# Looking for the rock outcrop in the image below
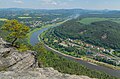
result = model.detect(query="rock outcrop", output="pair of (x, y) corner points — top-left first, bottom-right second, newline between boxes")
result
(0, 38), (93, 79)
(0, 38), (38, 71)
(0, 67), (94, 79)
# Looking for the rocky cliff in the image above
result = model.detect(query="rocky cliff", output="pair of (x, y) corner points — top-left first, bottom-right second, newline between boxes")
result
(0, 67), (93, 79)
(0, 38), (38, 71)
(0, 38), (94, 79)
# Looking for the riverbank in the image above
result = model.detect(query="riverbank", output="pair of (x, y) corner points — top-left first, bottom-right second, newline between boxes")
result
(27, 21), (67, 44)
(40, 28), (120, 71)
(41, 38), (120, 71)
(29, 21), (120, 78)
(42, 43), (120, 78)
(27, 24), (53, 44)
(41, 38), (120, 70)
(82, 57), (120, 70)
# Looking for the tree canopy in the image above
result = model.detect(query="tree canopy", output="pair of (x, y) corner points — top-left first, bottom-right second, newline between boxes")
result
(2, 19), (30, 46)
(53, 19), (120, 49)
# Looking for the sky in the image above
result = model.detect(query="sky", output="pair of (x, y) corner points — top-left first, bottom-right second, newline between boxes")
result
(0, 0), (120, 10)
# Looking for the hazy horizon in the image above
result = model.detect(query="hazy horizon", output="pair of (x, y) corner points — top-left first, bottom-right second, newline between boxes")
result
(0, 0), (120, 10)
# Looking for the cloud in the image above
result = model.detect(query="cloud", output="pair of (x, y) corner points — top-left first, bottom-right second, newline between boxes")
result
(41, 0), (58, 5)
(51, 1), (57, 5)
(13, 0), (24, 4)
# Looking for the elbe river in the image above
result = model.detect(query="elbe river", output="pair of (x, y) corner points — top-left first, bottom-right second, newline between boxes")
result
(30, 26), (120, 78)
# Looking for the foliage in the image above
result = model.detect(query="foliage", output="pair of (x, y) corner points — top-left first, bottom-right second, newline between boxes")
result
(113, 51), (120, 57)
(2, 19), (30, 46)
(0, 21), (5, 38)
(79, 18), (120, 24)
(79, 18), (108, 24)
(53, 18), (120, 49)
(34, 43), (118, 79)
(17, 44), (29, 52)
(33, 43), (47, 66)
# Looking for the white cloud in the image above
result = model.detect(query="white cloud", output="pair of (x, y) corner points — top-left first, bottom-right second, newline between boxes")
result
(51, 1), (57, 5)
(13, 0), (24, 4)
(41, 0), (58, 5)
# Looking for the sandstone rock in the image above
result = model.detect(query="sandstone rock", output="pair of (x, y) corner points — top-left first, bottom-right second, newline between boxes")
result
(0, 67), (94, 79)
(0, 38), (94, 79)
(0, 39), (38, 71)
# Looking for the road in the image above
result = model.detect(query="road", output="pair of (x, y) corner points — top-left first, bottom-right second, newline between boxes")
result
(30, 22), (120, 78)
(44, 44), (120, 78)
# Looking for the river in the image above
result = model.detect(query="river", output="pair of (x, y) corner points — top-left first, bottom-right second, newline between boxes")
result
(30, 26), (120, 78)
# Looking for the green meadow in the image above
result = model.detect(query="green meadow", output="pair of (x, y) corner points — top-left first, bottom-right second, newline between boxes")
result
(0, 18), (8, 21)
(79, 18), (120, 24)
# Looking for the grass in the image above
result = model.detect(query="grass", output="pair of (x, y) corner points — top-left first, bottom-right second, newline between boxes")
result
(27, 24), (51, 44)
(79, 18), (108, 24)
(27, 21), (66, 44)
(18, 16), (41, 19)
(79, 18), (120, 24)
(37, 17), (41, 18)
(82, 57), (120, 70)
(18, 17), (32, 19)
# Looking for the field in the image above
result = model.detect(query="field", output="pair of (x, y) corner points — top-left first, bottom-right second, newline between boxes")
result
(0, 18), (8, 21)
(37, 17), (41, 18)
(18, 16), (41, 19)
(80, 18), (120, 24)
(18, 17), (32, 19)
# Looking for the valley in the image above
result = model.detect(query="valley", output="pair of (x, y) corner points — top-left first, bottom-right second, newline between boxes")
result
(29, 22), (120, 78)
(1, 8), (120, 79)
(1, 0), (120, 79)
(38, 16), (120, 78)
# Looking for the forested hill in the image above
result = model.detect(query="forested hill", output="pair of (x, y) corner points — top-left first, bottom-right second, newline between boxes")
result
(54, 19), (120, 50)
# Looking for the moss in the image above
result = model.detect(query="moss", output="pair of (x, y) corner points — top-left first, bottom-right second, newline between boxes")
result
(0, 66), (7, 71)
(17, 44), (29, 52)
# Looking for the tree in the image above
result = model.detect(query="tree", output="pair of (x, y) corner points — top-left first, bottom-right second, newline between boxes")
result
(2, 19), (30, 46)
(33, 43), (47, 67)
(33, 42), (47, 54)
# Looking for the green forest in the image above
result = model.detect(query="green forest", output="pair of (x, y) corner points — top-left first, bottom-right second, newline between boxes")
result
(1, 19), (118, 79)
(32, 43), (118, 79)
(1, 8), (120, 79)
(54, 18), (120, 50)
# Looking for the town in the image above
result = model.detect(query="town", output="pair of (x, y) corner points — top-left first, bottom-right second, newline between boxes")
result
(42, 30), (120, 67)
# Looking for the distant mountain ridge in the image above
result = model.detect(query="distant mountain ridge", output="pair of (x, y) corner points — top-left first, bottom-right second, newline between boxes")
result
(1, 8), (120, 19)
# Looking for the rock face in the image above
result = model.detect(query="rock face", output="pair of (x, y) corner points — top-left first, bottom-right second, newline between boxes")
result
(0, 67), (93, 79)
(0, 38), (93, 79)
(0, 38), (38, 71)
